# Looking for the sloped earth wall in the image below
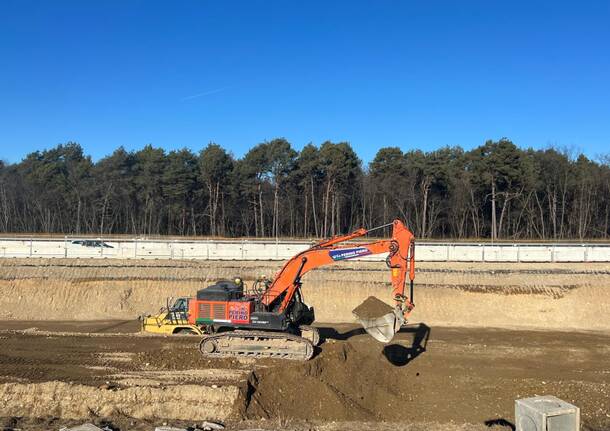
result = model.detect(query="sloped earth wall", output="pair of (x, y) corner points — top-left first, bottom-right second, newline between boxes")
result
(0, 259), (609, 331)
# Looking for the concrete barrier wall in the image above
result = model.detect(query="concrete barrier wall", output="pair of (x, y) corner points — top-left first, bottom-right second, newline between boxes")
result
(1, 237), (610, 262)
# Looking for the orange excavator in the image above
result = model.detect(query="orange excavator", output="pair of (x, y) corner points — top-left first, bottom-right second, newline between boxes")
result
(189, 219), (416, 360)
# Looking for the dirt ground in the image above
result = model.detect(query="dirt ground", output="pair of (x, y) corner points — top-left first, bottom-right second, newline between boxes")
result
(1, 258), (609, 430)
(0, 321), (608, 431)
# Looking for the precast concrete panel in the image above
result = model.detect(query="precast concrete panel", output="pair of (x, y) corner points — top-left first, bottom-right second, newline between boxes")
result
(480, 246), (520, 262)
(415, 245), (448, 261)
(552, 246), (587, 262)
(517, 246), (554, 262)
(449, 245), (485, 261)
(586, 246), (610, 261)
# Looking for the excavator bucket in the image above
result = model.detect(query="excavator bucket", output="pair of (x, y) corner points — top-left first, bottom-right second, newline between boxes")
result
(352, 296), (404, 343)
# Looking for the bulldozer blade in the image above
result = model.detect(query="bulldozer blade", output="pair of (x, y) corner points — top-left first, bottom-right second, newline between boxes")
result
(352, 296), (404, 343)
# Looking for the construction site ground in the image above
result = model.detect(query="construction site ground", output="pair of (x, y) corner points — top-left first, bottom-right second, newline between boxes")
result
(0, 320), (608, 431)
(1, 258), (609, 430)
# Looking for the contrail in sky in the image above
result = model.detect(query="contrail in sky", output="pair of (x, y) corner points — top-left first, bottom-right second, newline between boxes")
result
(181, 87), (228, 101)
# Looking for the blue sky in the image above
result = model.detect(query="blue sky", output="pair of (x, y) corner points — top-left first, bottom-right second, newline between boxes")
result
(1, 0), (609, 163)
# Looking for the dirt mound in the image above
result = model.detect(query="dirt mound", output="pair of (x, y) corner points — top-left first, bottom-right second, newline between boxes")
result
(244, 340), (418, 421)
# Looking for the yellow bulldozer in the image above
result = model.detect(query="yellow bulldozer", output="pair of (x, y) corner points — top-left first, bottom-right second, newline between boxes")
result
(139, 297), (202, 335)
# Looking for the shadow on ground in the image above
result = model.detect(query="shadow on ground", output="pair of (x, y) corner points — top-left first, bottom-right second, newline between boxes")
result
(382, 323), (431, 366)
(317, 323), (431, 367)
(484, 418), (515, 430)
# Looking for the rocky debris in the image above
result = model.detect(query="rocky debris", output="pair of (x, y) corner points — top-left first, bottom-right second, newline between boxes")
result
(97, 382), (118, 391)
(154, 423), (223, 431)
(154, 427), (187, 431)
(59, 423), (107, 431)
(200, 422), (224, 430)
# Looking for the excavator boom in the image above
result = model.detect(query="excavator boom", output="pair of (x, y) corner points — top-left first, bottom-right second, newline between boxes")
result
(262, 219), (416, 341)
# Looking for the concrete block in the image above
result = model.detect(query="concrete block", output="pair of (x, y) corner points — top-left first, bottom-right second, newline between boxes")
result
(515, 395), (580, 431)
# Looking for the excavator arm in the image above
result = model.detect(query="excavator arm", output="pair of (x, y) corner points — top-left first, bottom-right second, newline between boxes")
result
(261, 219), (416, 323)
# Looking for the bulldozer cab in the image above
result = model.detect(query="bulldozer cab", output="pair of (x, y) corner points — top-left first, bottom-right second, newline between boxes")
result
(163, 297), (189, 324)
(141, 296), (202, 335)
(168, 296), (188, 313)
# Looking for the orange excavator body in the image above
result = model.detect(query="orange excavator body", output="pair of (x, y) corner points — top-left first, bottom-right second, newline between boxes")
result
(190, 219), (416, 359)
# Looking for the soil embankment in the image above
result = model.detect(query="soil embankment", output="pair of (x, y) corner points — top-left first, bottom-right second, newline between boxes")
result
(0, 258), (609, 331)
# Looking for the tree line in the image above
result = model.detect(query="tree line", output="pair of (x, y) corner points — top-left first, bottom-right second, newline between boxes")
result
(0, 138), (609, 240)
